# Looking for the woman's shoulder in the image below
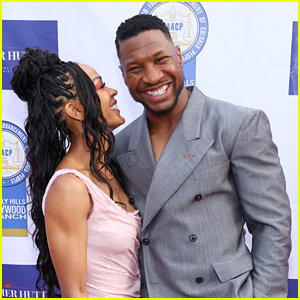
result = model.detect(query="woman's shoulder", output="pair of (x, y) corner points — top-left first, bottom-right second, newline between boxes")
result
(43, 169), (91, 216)
(51, 170), (87, 192)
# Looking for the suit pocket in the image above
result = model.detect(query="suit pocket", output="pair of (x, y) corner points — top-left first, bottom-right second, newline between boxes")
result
(193, 159), (230, 181)
(211, 244), (253, 283)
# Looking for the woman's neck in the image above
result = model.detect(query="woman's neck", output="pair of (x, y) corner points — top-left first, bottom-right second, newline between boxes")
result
(57, 135), (109, 173)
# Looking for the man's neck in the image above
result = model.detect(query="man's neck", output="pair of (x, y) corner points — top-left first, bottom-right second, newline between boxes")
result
(147, 87), (191, 133)
(146, 87), (191, 163)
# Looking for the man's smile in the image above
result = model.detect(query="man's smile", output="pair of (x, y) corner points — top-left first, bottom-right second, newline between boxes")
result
(144, 83), (170, 97)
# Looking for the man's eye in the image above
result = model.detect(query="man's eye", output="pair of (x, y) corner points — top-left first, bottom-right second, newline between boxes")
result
(128, 66), (140, 73)
(157, 57), (168, 63)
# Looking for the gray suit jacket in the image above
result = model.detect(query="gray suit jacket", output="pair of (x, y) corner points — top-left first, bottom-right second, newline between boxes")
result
(114, 86), (291, 298)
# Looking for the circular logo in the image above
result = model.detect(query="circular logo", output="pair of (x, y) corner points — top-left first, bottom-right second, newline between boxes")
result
(139, 2), (208, 63)
(2, 121), (30, 187)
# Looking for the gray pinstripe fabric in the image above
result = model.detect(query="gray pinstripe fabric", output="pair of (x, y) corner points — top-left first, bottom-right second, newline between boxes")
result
(114, 86), (291, 298)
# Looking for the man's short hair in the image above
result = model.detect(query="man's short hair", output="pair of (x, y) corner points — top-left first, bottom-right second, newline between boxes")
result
(115, 14), (172, 58)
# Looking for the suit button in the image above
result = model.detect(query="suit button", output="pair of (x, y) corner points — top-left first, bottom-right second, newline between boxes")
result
(196, 277), (203, 284)
(189, 234), (197, 242)
(128, 197), (135, 205)
(142, 238), (150, 246)
(195, 194), (202, 201)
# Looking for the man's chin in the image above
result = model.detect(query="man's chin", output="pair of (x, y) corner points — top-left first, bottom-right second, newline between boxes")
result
(142, 102), (177, 115)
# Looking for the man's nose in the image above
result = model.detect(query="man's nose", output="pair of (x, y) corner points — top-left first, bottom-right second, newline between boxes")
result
(142, 65), (163, 84)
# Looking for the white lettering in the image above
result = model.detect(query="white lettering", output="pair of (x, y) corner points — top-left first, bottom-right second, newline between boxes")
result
(19, 214), (27, 220)
(185, 79), (195, 87)
(141, 8), (149, 14)
(188, 2), (203, 14)
(10, 173), (26, 185)
(8, 51), (17, 60)
(2, 123), (27, 143)
(3, 205), (26, 214)
(3, 289), (17, 297)
(199, 17), (206, 23)
(147, 2), (158, 9)
(24, 162), (31, 173)
(19, 290), (31, 298)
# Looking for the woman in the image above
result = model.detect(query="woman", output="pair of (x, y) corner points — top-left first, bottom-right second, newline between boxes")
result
(10, 47), (141, 298)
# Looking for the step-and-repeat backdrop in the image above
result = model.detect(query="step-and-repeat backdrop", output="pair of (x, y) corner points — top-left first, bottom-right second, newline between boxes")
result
(2, 2), (298, 298)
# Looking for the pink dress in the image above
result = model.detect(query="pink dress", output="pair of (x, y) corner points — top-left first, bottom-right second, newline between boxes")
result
(42, 169), (141, 298)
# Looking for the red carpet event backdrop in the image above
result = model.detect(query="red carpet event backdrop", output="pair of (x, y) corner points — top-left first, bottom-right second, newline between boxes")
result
(2, 2), (298, 298)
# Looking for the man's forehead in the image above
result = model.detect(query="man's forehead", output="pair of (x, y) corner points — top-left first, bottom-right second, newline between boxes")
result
(119, 30), (174, 60)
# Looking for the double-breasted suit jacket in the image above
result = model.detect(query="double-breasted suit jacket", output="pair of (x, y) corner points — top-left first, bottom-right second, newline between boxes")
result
(114, 86), (291, 298)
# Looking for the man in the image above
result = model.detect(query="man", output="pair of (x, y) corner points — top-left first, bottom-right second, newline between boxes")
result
(113, 14), (291, 298)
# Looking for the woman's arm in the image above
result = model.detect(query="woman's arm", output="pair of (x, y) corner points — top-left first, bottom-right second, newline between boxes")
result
(44, 173), (92, 298)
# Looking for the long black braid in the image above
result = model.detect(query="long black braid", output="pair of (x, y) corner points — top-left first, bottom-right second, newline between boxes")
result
(10, 47), (116, 297)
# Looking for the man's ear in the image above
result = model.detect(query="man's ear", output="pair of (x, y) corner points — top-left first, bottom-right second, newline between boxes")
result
(175, 46), (184, 68)
(119, 65), (128, 87)
(64, 101), (84, 121)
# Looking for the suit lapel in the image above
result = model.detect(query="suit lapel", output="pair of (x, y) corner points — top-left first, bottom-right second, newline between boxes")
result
(142, 125), (213, 231)
(117, 113), (156, 197)
(142, 87), (214, 231)
(117, 87), (214, 231)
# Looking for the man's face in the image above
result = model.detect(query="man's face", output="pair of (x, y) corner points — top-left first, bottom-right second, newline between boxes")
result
(119, 30), (185, 115)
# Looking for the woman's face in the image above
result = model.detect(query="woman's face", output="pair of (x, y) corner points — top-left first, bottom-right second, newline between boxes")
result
(79, 64), (125, 132)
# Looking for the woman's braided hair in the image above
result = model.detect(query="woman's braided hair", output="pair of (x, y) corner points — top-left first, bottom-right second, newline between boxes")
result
(10, 47), (116, 297)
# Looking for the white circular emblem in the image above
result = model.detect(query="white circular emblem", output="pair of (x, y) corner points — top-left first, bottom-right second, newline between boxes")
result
(140, 2), (208, 63)
(2, 121), (30, 187)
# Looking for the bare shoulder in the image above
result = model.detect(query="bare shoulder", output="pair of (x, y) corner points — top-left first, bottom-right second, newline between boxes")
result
(45, 173), (91, 218)
(49, 173), (87, 195)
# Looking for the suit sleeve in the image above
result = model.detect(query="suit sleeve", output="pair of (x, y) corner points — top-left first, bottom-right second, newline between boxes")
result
(230, 109), (292, 297)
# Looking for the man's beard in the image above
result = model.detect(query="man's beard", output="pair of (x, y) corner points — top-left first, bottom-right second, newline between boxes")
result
(140, 76), (185, 116)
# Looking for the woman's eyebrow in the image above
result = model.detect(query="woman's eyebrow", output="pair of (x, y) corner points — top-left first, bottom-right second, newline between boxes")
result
(92, 76), (102, 83)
